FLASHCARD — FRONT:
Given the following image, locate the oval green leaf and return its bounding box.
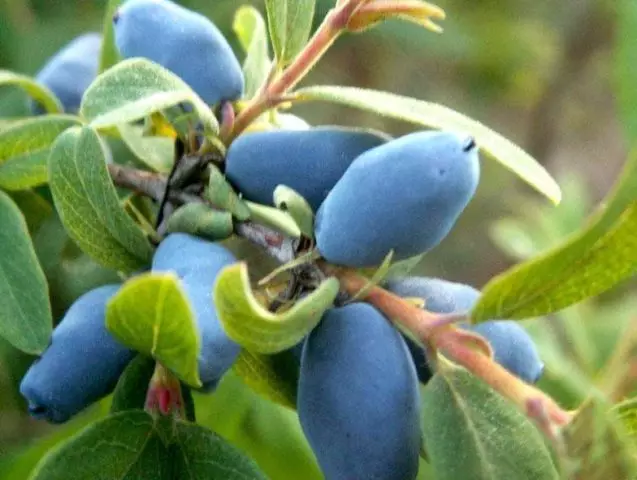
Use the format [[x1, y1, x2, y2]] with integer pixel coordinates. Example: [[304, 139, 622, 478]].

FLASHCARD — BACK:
[[117, 123, 174, 173], [421, 364, 559, 480], [265, 0, 316, 66], [80, 58, 219, 135], [245, 200, 301, 238], [273, 185, 314, 238], [215, 262, 339, 353], [106, 272, 202, 388], [0, 191, 52, 354], [205, 165, 251, 221], [165, 203, 234, 241], [0, 70, 63, 114], [0, 115, 82, 191], [29, 411, 169, 480], [293, 85, 562, 204], [234, 6, 271, 98], [48, 125, 152, 272]]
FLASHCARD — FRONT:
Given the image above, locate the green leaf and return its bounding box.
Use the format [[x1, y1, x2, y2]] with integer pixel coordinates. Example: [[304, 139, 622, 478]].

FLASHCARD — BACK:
[[0, 70, 63, 114], [29, 411, 171, 480], [0, 191, 52, 354], [265, 0, 316, 66], [563, 397, 637, 479], [245, 200, 301, 238], [49, 125, 152, 273], [106, 272, 202, 388], [110, 354, 196, 422], [215, 263, 339, 353], [0, 115, 82, 191], [349, 250, 393, 302], [234, 6, 271, 98], [385, 254, 424, 280], [616, 0, 637, 141], [473, 148, 637, 321], [233, 348, 299, 409], [99, 0, 124, 73], [204, 166, 251, 221], [421, 364, 559, 480], [117, 124, 174, 173], [10, 190, 53, 234], [293, 85, 561, 204], [165, 203, 234, 241], [273, 185, 314, 238], [80, 58, 219, 136], [171, 422, 268, 479]]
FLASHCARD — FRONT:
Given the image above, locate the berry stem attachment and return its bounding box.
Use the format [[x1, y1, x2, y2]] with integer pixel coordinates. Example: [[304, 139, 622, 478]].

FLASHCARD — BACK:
[[226, 0, 370, 143], [323, 264, 572, 428], [145, 362, 186, 418]]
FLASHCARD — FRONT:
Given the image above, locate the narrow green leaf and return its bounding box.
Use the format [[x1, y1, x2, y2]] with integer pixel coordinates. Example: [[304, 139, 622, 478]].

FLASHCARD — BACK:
[[117, 124, 174, 173], [421, 364, 559, 480], [110, 354, 196, 422], [0, 191, 52, 354], [10, 190, 53, 234], [171, 422, 268, 479], [205, 165, 251, 221], [233, 348, 299, 409], [563, 397, 637, 479], [165, 203, 234, 241], [265, 0, 316, 65], [80, 58, 219, 136], [234, 6, 271, 98], [106, 272, 202, 388], [99, 0, 124, 73], [385, 254, 424, 280], [49, 125, 152, 272], [0, 115, 82, 191], [473, 149, 637, 321], [0, 70, 63, 114], [245, 200, 301, 238], [349, 250, 394, 303], [293, 85, 561, 204], [273, 185, 314, 238], [616, 0, 637, 140], [215, 263, 339, 353], [29, 411, 170, 480]]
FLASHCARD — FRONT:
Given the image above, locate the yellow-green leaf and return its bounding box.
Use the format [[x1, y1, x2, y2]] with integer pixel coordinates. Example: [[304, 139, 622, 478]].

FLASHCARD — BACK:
[[234, 6, 271, 98], [293, 85, 561, 204], [273, 185, 314, 238], [99, 0, 124, 73], [215, 263, 339, 353], [0, 70, 63, 114], [265, 0, 316, 66], [117, 124, 173, 173], [48, 125, 152, 273], [106, 272, 202, 388], [0, 115, 82, 191], [245, 200, 301, 238]]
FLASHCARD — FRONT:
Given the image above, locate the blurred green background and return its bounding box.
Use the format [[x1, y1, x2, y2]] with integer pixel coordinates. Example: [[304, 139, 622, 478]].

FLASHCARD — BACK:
[[0, 0, 635, 478]]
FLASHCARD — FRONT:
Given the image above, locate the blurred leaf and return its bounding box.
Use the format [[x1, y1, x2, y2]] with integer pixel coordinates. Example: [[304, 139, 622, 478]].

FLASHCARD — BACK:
[[215, 262, 339, 353], [171, 421, 267, 480], [49, 125, 152, 272], [204, 165, 251, 221], [110, 354, 196, 422], [0, 190, 51, 354], [349, 250, 393, 302], [99, 0, 124, 73], [473, 148, 637, 321], [106, 272, 202, 388], [117, 123, 173, 173], [165, 203, 234, 241], [614, 397, 637, 446], [489, 218, 538, 260], [384, 254, 425, 279], [616, 0, 637, 141], [80, 58, 219, 136], [234, 6, 271, 97], [265, 0, 316, 65], [293, 85, 562, 204], [245, 200, 301, 237], [10, 189, 53, 234], [0, 70, 63, 114], [562, 396, 637, 479], [29, 412, 168, 479], [273, 185, 314, 238], [0, 115, 81, 190], [233, 348, 299, 409], [347, 0, 445, 33], [421, 363, 559, 480]]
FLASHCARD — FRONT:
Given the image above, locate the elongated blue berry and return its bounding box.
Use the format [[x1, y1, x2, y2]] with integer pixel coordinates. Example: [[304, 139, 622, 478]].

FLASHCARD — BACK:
[[20, 285, 134, 423], [316, 131, 480, 267]]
